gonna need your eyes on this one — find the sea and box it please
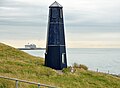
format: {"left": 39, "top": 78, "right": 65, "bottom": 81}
{"left": 23, "top": 48, "right": 120, "bottom": 75}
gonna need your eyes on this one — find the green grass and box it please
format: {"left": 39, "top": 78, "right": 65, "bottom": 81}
{"left": 0, "top": 43, "right": 120, "bottom": 88}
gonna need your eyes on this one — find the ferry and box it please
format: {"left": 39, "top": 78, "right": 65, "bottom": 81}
{"left": 18, "top": 43, "right": 45, "bottom": 50}
{"left": 25, "top": 44, "right": 36, "bottom": 49}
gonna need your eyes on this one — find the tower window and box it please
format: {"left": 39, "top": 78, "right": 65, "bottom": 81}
{"left": 60, "top": 9, "right": 63, "bottom": 18}
{"left": 51, "top": 8, "right": 58, "bottom": 18}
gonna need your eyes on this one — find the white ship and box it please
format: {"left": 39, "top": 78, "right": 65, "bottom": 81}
{"left": 25, "top": 43, "right": 36, "bottom": 49}
{"left": 18, "top": 43, "right": 45, "bottom": 50}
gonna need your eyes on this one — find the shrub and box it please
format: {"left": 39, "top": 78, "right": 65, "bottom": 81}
{"left": 79, "top": 64, "right": 88, "bottom": 70}
{"left": 73, "top": 63, "right": 88, "bottom": 70}
{"left": 73, "top": 63, "right": 79, "bottom": 68}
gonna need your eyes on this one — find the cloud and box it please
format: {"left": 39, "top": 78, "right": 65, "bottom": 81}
{"left": 0, "top": 0, "right": 48, "bottom": 26}
{"left": 67, "top": 32, "right": 120, "bottom": 41}
{"left": 64, "top": 0, "right": 120, "bottom": 29}
{"left": 1, "top": 0, "right": 120, "bottom": 27}
{"left": 0, "top": 25, "right": 46, "bottom": 40}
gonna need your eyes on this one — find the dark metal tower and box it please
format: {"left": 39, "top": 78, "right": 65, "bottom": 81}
{"left": 45, "top": 1, "right": 67, "bottom": 70}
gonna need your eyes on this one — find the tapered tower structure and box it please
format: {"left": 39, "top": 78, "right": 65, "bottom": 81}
{"left": 45, "top": 1, "right": 67, "bottom": 70}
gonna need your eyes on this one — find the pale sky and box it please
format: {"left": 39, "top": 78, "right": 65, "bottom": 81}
{"left": 0, "top": 0, "right": 120, "bottom": 48}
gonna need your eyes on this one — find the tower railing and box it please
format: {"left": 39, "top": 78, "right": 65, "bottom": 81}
{"left": 0, "top": 76, "right": 57, "bottom": 88}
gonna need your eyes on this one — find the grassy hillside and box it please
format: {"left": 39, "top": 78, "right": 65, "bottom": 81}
{"left": 0, "top": 43, "right": 120, "bottom": 88}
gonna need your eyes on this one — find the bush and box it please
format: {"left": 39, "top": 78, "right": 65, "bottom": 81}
{"left": 79, "top": 64, "right": 88, "bottom": 70}
{"left": 73, "top": 63, "right": 88, "bottom": 70}
{"left": 73, "top": 63, "right": 79, "bottom": 68}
